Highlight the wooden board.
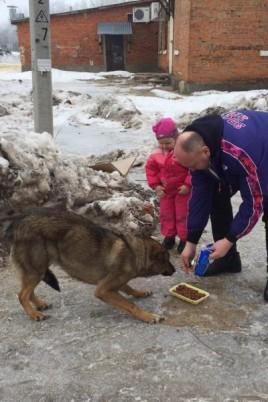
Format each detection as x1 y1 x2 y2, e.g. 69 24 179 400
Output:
89 156 136 177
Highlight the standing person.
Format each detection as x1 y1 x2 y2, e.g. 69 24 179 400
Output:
145 117 191 254
174 110 268 301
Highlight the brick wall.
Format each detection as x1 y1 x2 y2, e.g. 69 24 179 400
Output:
17 21 31 69
173 0 191 81
158 19 168 72
16 3 158 72
128 21 158 70
172 0 268 91
158 53 168 71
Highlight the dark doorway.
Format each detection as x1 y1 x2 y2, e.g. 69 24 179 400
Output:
105 35 124 71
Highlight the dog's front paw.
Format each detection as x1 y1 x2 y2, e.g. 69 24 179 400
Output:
37 303 52 311
136 289 153 298
141 312 165 324
30 311 48 321
149 314 165 324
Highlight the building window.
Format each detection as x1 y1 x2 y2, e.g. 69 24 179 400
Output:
127 13 133 23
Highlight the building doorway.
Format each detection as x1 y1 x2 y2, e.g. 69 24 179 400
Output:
105 35 124 71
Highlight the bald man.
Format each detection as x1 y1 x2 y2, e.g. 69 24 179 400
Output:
174 110 268 301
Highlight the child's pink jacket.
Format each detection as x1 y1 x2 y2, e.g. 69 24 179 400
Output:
145 148 191 240
145 148 191 194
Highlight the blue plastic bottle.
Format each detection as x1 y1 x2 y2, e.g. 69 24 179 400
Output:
194 243 213 276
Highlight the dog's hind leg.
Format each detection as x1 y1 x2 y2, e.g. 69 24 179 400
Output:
15 237 50 320
120 284 152 298
18 273 47 321
95 274 164 323
30 269 59 310
30 291 52 311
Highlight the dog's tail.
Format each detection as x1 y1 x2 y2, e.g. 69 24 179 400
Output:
43 269 61 292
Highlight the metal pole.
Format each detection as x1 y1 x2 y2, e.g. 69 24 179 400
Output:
168 14 174 75
29 0 53 135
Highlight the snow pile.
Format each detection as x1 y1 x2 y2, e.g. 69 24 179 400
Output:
151 89 182 100
0 105 9 117
78 194 155 235
129 89 268 128
175 91 268 129
0 68 133 83
98 71 134 79
52 69 106 82
0 52 20 64
0 131 156 235
2 69 268 238
91 95 143 129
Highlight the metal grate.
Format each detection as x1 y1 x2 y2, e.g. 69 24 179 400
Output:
97 22 133 35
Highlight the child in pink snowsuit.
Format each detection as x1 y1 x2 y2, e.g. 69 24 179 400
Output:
145 117 191 253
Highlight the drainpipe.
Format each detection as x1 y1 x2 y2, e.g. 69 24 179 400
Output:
168 14 174 75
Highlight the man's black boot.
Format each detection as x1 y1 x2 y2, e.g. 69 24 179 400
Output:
162 236 175 250
264 278 268 302
264 260 268 302
204 250 242 276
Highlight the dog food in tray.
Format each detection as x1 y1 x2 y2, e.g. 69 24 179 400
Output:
169 282 209 304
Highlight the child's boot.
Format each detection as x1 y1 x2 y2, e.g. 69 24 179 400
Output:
264 278 268 302
177 240 186 254
162 236 175 250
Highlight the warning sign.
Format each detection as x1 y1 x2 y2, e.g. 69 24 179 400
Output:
35 10 48 23
37 58 51 72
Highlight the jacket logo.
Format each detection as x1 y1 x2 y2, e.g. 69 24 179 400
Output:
222 111 248 129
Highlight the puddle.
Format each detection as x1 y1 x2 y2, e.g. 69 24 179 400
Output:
162 297 253 331
162 278 257 331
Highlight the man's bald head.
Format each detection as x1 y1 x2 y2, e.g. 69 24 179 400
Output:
177 131 205 153
174 131 210 170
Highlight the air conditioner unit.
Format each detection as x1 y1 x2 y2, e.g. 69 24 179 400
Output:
150 2 160 21
133 7 150 23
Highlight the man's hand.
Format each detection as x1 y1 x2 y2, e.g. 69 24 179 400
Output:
181 242 197 273
178 184 190 195
210 238 233 259
155 185 165 198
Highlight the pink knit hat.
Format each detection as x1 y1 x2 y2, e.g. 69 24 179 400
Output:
152 117 178 139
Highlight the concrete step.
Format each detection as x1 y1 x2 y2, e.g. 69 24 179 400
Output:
133 72 170 86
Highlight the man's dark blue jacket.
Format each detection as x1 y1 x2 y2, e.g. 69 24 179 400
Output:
184 110 268 244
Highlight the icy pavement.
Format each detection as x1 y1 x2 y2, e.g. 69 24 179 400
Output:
0 210 268 401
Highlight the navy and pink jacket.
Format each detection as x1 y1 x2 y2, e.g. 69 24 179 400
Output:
185 110 268 244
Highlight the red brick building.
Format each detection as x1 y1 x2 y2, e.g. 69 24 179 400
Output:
159 0 268 92
13 1 158 72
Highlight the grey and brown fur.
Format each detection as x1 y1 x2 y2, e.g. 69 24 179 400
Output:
5 209 175 323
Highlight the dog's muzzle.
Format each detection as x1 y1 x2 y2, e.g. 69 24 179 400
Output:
162 262 176 276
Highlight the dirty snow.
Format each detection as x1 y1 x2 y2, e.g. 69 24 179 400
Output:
1 64 268 235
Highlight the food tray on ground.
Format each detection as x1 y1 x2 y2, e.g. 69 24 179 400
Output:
169 282 209 305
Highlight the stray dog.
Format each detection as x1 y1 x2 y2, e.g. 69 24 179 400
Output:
5 209 175 323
